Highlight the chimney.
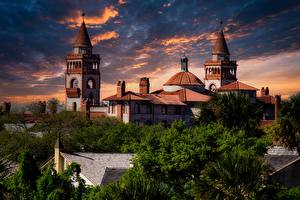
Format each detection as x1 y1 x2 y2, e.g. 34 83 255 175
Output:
275 95 281 122
117 80 126 97
265 87 269 96
3 102 11 113
260 87 265 96
139 77 150 94
54 133 64 174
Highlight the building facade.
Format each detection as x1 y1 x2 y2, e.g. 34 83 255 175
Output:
63 20 280 125
204 28 237 92
65 16 101 111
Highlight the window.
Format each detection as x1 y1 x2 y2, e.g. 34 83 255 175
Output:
122 103 128 114
161 105 167 114
111 104 115 114
87 79 95 89
71 79 78 88
134 103 141 114
89 92 94 104
175 106 181 115
72 102 77 111
146 105 152 114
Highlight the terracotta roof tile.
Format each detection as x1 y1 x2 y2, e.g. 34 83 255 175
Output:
155 88 211 102
217 81 258 91
164 71 204 86
257 96 276 104
140 94 186 105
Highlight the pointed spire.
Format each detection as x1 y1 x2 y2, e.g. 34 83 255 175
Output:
180 53 188 72
212 21 230 56
73 13 92 48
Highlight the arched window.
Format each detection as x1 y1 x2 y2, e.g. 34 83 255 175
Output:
71 79 78 88
87 78 95 89
72 102 77 111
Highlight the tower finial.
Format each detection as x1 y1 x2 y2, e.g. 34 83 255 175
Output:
219 20 223 31
82 12 85 22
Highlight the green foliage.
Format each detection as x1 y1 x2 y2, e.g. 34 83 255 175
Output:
47 98 60 115
193 150 266 200
87 170 172 200
5 152 41 199
27 101 47 116
133 121 270 199
196 93 263 135
279 93 300 151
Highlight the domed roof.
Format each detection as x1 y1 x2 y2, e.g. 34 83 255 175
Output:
164 71 204 86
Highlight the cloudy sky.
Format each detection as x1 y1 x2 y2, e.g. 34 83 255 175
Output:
0 0 299 104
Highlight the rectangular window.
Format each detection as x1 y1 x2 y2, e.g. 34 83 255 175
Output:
161 106 167 115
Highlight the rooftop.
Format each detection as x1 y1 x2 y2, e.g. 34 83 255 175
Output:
61 152 134 186
217 81 258 91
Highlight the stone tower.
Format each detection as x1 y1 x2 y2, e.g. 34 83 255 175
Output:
65 14 101 111
204 24 237 92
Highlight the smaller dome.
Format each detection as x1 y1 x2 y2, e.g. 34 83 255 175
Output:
164 71 204 86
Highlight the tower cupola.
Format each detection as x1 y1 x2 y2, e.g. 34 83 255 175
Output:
212 21 230 61
181 54 188 72
73 13 93 54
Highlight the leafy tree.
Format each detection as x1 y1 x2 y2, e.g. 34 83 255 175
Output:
194 150 267 200
196 93 263 135
88 170 172 200
5 151 41 199
47 98 60 115
27 101 46 116
36 162 87 200
279 93 300 152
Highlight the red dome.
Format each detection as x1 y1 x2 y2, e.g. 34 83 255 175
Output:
164 71 204 86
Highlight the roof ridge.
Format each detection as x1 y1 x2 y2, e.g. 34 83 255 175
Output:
270 156 300 175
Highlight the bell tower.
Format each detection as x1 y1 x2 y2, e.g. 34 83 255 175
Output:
204 22 237 92
65 13 101 111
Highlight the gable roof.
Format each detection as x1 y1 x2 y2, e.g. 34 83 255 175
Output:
61 152 134 186
264 146 299 175
140 94 186 105
103 91 148 101
155 88 211 102
217 81 258 91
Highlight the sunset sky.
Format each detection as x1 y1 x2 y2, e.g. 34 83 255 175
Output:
0 0 300 105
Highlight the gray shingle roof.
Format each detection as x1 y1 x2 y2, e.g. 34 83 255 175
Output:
265 146 300 174
61 152 134 186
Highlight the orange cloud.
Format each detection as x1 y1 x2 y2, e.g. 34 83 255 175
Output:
161 34 207 46
59 6 119 28
118 0 127 5
92 31 119 46
132 62 148 69
5 89 65 104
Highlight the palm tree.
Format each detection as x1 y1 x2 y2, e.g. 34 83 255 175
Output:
193 150 266 200
280 93 300 152
97 176 172 200
196 92 262 135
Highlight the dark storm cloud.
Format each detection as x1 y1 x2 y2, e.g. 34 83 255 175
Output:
0 0 299 101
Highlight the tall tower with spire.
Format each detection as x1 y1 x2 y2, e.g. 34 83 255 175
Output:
204 22 237 92
65 13 101 111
